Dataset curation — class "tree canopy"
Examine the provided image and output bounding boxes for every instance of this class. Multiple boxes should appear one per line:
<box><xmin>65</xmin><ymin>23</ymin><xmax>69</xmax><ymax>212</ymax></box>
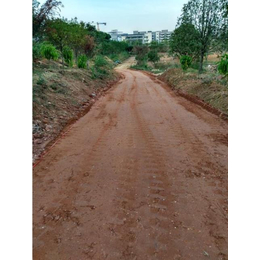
<box><xmin>175</xmin><ymin>0</ymin><xmax>228</xmax><ymax>72</ymax></box>
<box><xmin>169</xmin><ymin>23</ymin><xmax>201</xmax><ymax>60</ymax></box>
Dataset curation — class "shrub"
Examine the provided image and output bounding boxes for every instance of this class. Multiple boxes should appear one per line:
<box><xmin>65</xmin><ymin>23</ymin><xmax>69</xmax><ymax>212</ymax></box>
<box><xmin>133</xmin><ymin>45</ymin><xmax>149</xmax><ymax>66</ymax></box>
<box><xmin>41</xmin><ymin>43</ymin><xmax>59</xmax><ymax>60</ymax></box>
<box><xmin>77</xmin><ymin>54</ymin><xmax>87</xmax><ymax>69</ymax></box>
<box><xmin>33</xmin><ymin>42</ymin><xmax>42</xmax><ymax>61</ymax></box>
<box><xmin>218</xmin><ymin>54</ymin><xmax>228</xmax><ymax>76</ymax></box>
<box><xmin>62</xmin><ymin>46</ymin><xmax>73</xmax><ymax>67</ymax></box>
<box><xmin>94</xmin><ymin>55</ymin><xmax>109</xmax><ymax>67</ymax></box>
<box><xmin>148</xmin><ymin>50</ymin><xmax>160</xmax><ymax>64</ymax></box>
<box><xmin>180</xmin><ymin>55</ymin><xmax>192</xmax><ymax>70</ymax></box>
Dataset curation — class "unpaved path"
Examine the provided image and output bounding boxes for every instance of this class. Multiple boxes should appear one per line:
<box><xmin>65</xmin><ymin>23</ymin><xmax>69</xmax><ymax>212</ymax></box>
<box><xmin>34</xmin><ymin>66</ymin><xmax>228</xmax><ymax>260</ymax></box>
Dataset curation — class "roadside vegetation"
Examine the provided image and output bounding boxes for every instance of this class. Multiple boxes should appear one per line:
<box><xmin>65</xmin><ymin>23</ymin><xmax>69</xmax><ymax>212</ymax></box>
<box><xmin>33</xmin><ymin>0</ymin><xmax>132</xmax><ymax>160</ymax></box>
<box><xmin>130</xmin><ymin>0</ymin><xmax>228</xmax><ymax>115</ymax></box>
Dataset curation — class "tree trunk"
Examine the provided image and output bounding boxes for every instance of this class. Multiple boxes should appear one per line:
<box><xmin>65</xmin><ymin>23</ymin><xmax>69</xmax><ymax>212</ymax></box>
<box><xmin>199</xmin><ymin>51</ymin><xmax>204</xmax><ymax>74</ymax></box>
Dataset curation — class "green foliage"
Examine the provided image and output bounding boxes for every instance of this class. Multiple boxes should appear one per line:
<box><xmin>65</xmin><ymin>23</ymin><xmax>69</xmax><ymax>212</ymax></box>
<box><xmin>218</xmin><ymin>54</ymin><xmax>228</xmax><ymax>76</ymax></box>
<box><xmin>62</xmin><ymin>46</ymin><xmax>73</xmax><ymax>66</ymax></box>
<box><xmin>77</xmin><ymin>54</ymin><xmax>87</xmax><ymax>69</ymax></box>
<box><xmin>91</xmin><ymin>55</ymin><xmax>112</xmax><ymax>79</ymax></box>
<box><xmin>33</xmin><ymin>0</ymin><xmax>63</xmax><ymax>39</ymax></box>
<box><xmin>170</xmin><ymin>23</ymin><xmax>200</xmax><ymax>59</ymax></box>
<box><xmin>133</xmin><ymin>45</ymin><xmax>149</xmax><ymax>66</ymax></box>
<box><xmin>100</xmin><ymin>41</ymin><xmax>129</xmax><ymax>56</ymax></box>
<box><xmin>148</xmin><ymin>50</ymin><xmax>160</xmax><ymax>64</ymax></box>
<box><xmin>33</xmin><ymin>41</ymin><xmax>43</xmax><ymax>60</ymax></box>
<box><xmin>94</xmin><ymin>55</ymin><xmax>109</xmax><ymax>68</ymax></box>
<box><xmin>178</xmin><ymin>0</ymin><xmax>228</xmax><ymax>73</ymax></box>
<box><xmin>41</xmin><ymin>43</ymin><xmax>59</xmax><ymax>60</ymax></box>
<box><xmin>108</xmin><ymin>51</ymin><xmax>130</xmax><ymax>63</ymax></box>
<box><xmin>36</xmin><ymin>76</ymin><xmax>46</xmax><ymax>86</ymax></box>
<box><xmin>45</xmin><ymin>18</ymin><xmax>71</xmax><ymax>53</ymax></box>
<box><xmin>180</xmin><ymin>55</ymin><xmax>192</xmax><ymax>71</ymax></box>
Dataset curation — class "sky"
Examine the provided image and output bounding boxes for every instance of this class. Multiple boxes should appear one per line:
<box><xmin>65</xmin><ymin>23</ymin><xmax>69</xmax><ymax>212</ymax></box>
<box><xmin>39</xmin><ymin>0</ymin><xmax>187</xmax><ymax>33</ymax></box>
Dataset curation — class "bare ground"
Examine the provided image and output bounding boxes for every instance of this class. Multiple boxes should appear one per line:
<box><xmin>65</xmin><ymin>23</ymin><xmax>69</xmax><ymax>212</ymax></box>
<box><xmin>33</xmin><ymin>63</ymin><xmax>228</xmax><ymax>259</ymax></box>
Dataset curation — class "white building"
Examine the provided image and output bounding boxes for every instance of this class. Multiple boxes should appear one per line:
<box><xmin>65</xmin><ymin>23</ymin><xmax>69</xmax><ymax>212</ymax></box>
<box><xmin>109</xmin><ymin>29</ymin><xmax>173</xmax><ymax>44</ymax></box>
<box><xmin>152</xmin><ymin>30</ymin><xmax>172</xmax><ymax>43</ymax></box>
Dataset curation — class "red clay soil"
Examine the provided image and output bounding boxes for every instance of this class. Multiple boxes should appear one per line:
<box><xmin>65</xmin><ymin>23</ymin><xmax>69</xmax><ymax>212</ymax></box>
<box><xmin>33</xmin><ymin>69</ymin><xmax>228</xmax><ymax>260</ymax></box>
<box><xmin>141</xmin><ymin>70</ymin><xmax>228</xmax><ymax>121</ymax></box>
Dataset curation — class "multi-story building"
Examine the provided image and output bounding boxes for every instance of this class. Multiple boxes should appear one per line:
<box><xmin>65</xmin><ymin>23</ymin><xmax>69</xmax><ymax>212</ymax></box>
<box><xmin>108</xmin><ymin>29</ymin><xmax>124</xmax><ymax>41</ymax></box>
<box><xmin>152</xmin><ymin>30</ymin><xmax>172</xmax><ymax>43</ymax></box>
<box><xmin>159</xmin><ymin>30</ymin><xmax>172</xmax><ymax>42</ymax></box>
<box><xmin>108</xmin><ymin>29</ymin><xmax>173</xmax><ymax>44</ymax></box>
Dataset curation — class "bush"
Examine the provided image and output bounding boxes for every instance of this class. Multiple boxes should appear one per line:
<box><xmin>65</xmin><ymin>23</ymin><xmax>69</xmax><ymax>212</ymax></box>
<box><xmin>62</xmin><ymin>46</ymin><xmax>73</xmax><ymax>67</ymax></box>
<box><xmin>148</xmin><ymin>50</ymin><xmax>160</xmax><ymax>64</ymax></box>
<box><xmin>33</xmin><ymin>42</ymin><xmax>42</xmax><ymax>61</ymax></box>
<box><xmin>91</xmin><ymin>56</ymin><xmax>112</xmax><ymax>79</ymax></box>
<box><xmin>218</xmin><ymin>54</ymin><xmax>228</xmax><ymax>76</ymax></box>
<box><xmin>94</xmin><ymin>55</ymin><xmax>109</xmax><ymax>67</ymax></box>
<box><xmin>77</xmin><ymin>54</ymin><xmax>87</xmax><ymax>69</ymax></box>
<box><xmin>180</xmin><ymin>55</ymin><xmax>192</xmax><ymax>70</ymax></box>
<box><xmin>133</xmin><ymin>45</ymin><xmax>149</xmax><ymax>66</ymax></box>
<box><xmin>41</xmin><ymin>43</ymin><xmax>59</xmax><ymax>60</ymax></box>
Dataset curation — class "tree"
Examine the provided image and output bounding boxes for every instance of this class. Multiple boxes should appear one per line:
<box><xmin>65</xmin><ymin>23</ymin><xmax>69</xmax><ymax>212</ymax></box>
<box><xmin>67</xmin><ymin>18</ymin><xmax>88</xmax><ymax>61</ymax></box>
<box><xmin>216</xmin><ymin>0</ymin><xmax>228</xmax><ymax>53</ymax></box>
<box><xmin>83</xmin><ymin>35</ymin><xmax>96</xmax><ymax>57</ymax></box>
<box><xmin>177</xmin><ymin>0</ymin><xmax>226</xmax><ymax>73</ymax></box>
<box><xmin>133</xmin><ymin>45</ymin><xmax>149</xmax><ymax>66</ymax></box>
<box><xmin>45</xmin><ymin>18</ymin><xmax>72</xmax><ymax>66</ymax></box>
<box><xmin>33</xmin><ymin>0</ymin><xmax>63</xmax><ymax>39</ymax></box>
<box><xmin>169</xmin><ymin>23</ymin><xmax>201</xmax><ymax>60</ymax></box>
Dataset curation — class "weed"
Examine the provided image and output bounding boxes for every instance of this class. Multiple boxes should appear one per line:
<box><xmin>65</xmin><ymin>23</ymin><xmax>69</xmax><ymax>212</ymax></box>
<box><xmin>94</xmin><ymin>55</ymin><xmax>109</xmax><ymax>68</ymax></box>
<box><xmin>37</xmin><ymin>76</ymin><xmax>46</xmax><ymax>86</ymax></box>
<box><xmin>41</xmin><ymin>43</ymin><xmax>59</xmax><ymax>60</ymax></box>
<box><xmin>50</xmin><ymin>83</ymin><xmax>58</xmax><ymax>91</ymax></box>
<box><xmin>77</xmin><ymin>55</ymin><xmax>87</xmax><ymax>69</ymax></box>
<box><xmin>62</xmin><ymin>46</ymin><xmax>74</xmax><ymax>67</ymax></box>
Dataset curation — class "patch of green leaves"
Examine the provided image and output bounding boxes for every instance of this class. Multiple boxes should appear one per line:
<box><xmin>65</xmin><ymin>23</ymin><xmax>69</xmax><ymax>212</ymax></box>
<box><xmin>180</xmin><ymin>55</ymin><xmax>192</xmax><ymax>71</ymax></box>
<box><xmin>77</xmin><ymin>54</ymin><xmax>87</xmax><ymax>69</ymax></box>
<box><xmin>218</xmin><ymin>54</ymin><xmax>228</xmax><ymax>76</ymax></box>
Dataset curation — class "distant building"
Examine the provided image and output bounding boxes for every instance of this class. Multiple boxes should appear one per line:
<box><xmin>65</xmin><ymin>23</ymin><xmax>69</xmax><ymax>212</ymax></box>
<box><xmin>125</xmin><ymin>31</ymin><xmax>146</xmax><ymax>44</ymax></box>
<box><xmin>108</xmin><ymin>29</ymin><xmax>173</xmax><ymax>44</ymax></box>
<box><xmin>108</xmin><ymin>29</ymin><xmax>124</xmax><ymax>41</ymax></box>
<box><xmin>152</xmin><ymin>30</ymin><xmax>172</xmax><ymax>43</ymax></box>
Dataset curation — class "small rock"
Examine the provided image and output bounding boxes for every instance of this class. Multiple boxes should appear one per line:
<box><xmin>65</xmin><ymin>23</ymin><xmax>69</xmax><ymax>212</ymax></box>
<box><xmin>89</xmin><ymin>93</ymin><xmax>96</xmax><ymax>98</ymax></box>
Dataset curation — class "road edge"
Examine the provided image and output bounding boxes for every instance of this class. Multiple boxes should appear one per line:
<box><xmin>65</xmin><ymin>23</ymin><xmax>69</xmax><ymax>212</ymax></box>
<box><xmin>33</xmin><ymin>72</ymin><xmax>124</xmax><ymax>168</ymax></box>
<box><xmin>137</xmin><ymin>69</ymin><xmax>228</xmax><ymax>122</ymax></box>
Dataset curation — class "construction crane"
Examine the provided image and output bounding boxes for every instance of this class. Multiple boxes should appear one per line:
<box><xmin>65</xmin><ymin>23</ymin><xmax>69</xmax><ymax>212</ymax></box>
<box><xmin>96</xmin><ymin>22</ymin><xmax>106</xmax><ymax>31</ymax></box>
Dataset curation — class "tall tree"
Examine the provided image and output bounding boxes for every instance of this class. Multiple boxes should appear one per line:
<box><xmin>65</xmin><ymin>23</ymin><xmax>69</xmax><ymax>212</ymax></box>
<box><xmin>178</xmin><ymin>0</ymin><xmax>226</xmax><ymax>73</ymax></box>
<box><xmin>33</xmin><ymin>0</ymin><xmax>63</xmax><ymax>39</ymax></box>
<box><xmin>169</xmin><ymin>23</ymin><xmax>201</xmax><ymax>60</ymax></box>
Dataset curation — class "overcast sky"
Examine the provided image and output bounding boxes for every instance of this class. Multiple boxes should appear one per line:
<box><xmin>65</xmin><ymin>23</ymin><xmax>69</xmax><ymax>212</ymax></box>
<box><xmin>39</xmin><ymin>0</ymin><xmax>187</xmax><ymax>33</ymax></box>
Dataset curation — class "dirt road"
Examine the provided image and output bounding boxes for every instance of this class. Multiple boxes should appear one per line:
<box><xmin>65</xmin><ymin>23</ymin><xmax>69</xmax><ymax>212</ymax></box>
<box><xmin>34</xmin><ymin>63</ymin><xmax>228</xmax><ymax>260</ymax></box>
